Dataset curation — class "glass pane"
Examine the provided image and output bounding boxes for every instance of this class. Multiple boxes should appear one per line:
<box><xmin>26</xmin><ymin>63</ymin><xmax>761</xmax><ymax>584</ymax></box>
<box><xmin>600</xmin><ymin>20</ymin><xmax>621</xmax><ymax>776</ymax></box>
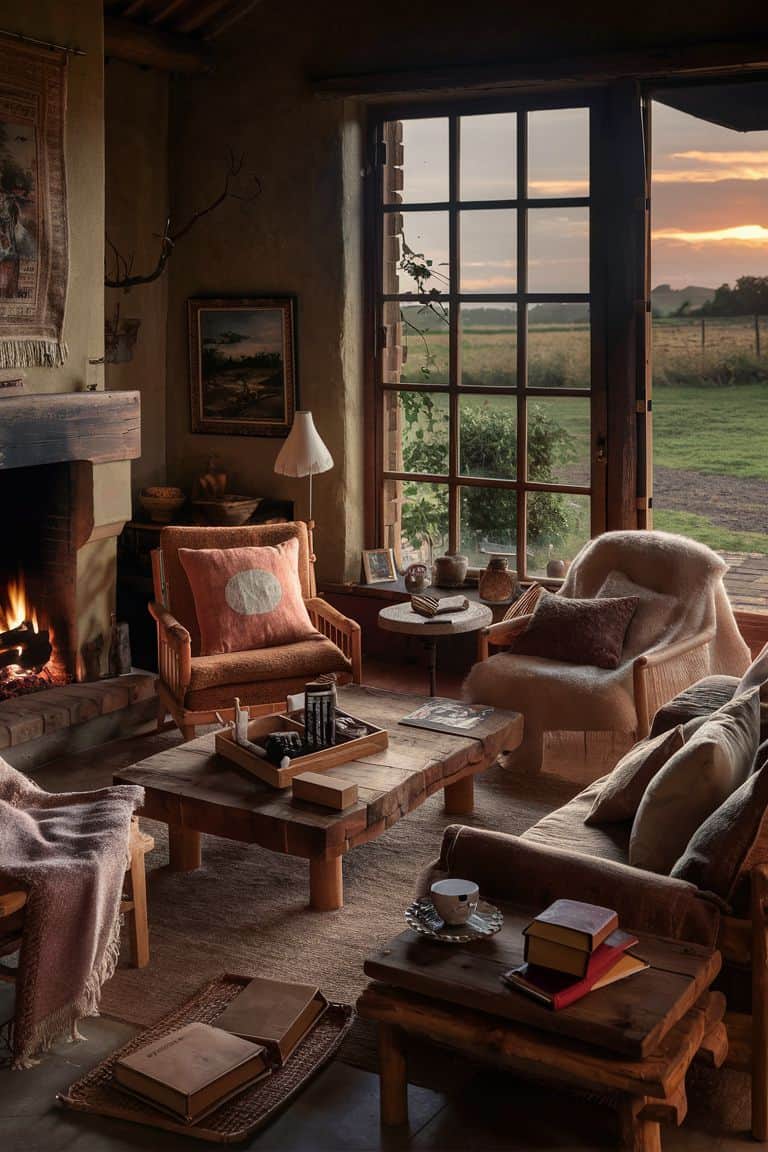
<box><xmin>527</xmin><ymin>397</ymin><xmax>590</xmax><ymax>486</ymax></box>
<box><xmin>526</xmin><ymin>491</ymin><xmax>591</xmax><ymax>578</ymax></box>
<box><xmin>460</xmin><ymin>209</ymin><xmax>516</xmax><ymax>293</ymax></box>
<box><xmin>399</xmin><ymin>117</ymin><xmax>449</xmax><ymax>204</ymax></box>
<box><xmin>460</xmin><ymin>113</ymin><xmax>516</xmax><ymax>201</ymax></box>
<box><xmin>397</xmin><ymin>302</ymin><xmax>449</xmax><ymax>385</ymax></box>
<box><xmin>528</xmin><ymin>303</ymin><xmax>590</xmax><ymax>389</ymax></box>
<box><xmin>383</xmin><ymin>391</ymin><xmax>449</xmax><ymax>476</ymax></box>
<box><xmin>528</xmin><ymin>208</ymin><xmax>589</xmax><ymax>293</ymax></box>
<box><xmin>398</xmin><ymin>480</ymin><xmax>449</xmax><ymax>566</ymax></box>
<box><xmin>461</xmin><ymin>304</ymin><xmax>516</xmax><ymax>387</ymax></box>
<box><xmin>460</xmin><ymin>487</ymin><xmax>517</xmax><ymax>570</ymax></box>
<box><xmin>528</xmin><ymin>108</ymin><xmax>589</xmax><ymax>198</ymax></box>
<box><xmin>459</xmin><ymin>395</ymin><xmax>517</xmax><ymax>480</ymax></box>
<box><xmin>383</xmin><ymin>211</ymin><xmax>449</xmax><ymax>296</ymax></box>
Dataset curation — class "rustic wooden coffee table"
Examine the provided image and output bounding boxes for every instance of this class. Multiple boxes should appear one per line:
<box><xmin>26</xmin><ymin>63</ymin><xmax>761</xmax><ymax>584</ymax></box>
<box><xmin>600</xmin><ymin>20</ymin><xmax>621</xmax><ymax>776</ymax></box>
<box><xmin>115</xmin><ymin>685</ymin><xmax>522</xmax><ymax>912</ymax></box>
<box><xmin>358</xmin><ymin>907</ymin><xmax>726</xmax><ymax>1151</ymax></box>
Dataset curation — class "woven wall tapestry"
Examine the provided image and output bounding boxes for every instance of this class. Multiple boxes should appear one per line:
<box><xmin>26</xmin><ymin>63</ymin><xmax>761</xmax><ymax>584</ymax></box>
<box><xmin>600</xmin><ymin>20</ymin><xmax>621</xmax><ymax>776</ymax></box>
<box><xmin>0</xmin><ymin>39</ymin><xmax>68</xmax><ymax>368</ymax></box>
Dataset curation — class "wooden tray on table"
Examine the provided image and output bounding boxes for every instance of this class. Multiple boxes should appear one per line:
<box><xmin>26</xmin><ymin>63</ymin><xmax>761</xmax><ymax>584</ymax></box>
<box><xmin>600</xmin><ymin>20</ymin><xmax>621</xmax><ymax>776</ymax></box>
<box><xmin>215</xmin><ymin>710</ymin><xmax>388</xmax><ymax>789</ymax></box>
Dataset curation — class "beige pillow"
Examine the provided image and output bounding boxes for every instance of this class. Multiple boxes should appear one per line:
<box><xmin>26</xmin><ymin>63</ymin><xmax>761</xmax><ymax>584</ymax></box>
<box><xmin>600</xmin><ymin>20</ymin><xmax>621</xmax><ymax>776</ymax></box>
<box><xmin>585</xmin><ymin>726</ymin><xmax>685</xmax><ymax>825</ymax></box>
<box><xmin>629</xmin><ymin>689</ymin><xmax>761</xmax><ymax>875</ymax></box>
<box><xmin>597</xmin><ymin>570</ymin><xmax>677</xmax><ymax>660</ymax></box>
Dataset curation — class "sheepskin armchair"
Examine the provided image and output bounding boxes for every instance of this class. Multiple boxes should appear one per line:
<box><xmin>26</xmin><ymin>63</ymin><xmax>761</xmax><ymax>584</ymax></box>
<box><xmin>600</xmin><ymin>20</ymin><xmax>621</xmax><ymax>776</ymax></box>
<box><xmin>465</xmin><ymin>530</ymin><xmax>750</xmax><ymax>772</ymax></box>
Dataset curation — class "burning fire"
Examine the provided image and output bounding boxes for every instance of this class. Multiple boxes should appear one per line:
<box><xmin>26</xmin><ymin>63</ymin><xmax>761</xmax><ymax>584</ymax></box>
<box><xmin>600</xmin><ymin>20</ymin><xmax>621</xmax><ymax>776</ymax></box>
<box><xmin>1</xmin><ymin>576</ymin><xmax>40</xmax><ymax>635</ymax></box>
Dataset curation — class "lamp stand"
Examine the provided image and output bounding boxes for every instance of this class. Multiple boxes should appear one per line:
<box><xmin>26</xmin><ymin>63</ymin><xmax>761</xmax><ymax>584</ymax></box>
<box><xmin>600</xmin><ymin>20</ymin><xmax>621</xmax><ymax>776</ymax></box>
<box><xmin>308</xmin><ymin>470</ymin><xmax>313</xmax><ymax>521</ymax></box>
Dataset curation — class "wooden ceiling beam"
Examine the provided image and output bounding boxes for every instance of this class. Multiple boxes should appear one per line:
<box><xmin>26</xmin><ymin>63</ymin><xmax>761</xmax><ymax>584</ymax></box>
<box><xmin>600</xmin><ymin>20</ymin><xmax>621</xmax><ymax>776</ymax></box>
<box><xmin>104</xmin><ymin>15</ymin><xmax>212</xmax><ymax>72</ymax></box>
<box><xmin>203</xmin><ymin>0</ymin><xmax>263</xmax><ymax>40</ymax></box>
<box><xmin>177</xmin><ymin>0</ymin><xmax>232</xmax><ymax>34</ymax></box>
<box><xmin>148</xmin><ymin>0</ymin><xmax>195</xmax><ymax>26</ymax></box>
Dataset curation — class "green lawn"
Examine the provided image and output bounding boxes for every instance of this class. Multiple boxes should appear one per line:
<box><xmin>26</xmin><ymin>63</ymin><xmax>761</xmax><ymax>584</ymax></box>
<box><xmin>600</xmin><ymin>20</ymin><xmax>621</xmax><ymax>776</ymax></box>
<box><xmin>653</xmin><ymin>509</ymin><xmax>768</xmax><ymax>554</ymax></box>
<box><xmin>653</xmin><ymin>384</ymin><xmax>768</xmax><ymax>480</ymax></box>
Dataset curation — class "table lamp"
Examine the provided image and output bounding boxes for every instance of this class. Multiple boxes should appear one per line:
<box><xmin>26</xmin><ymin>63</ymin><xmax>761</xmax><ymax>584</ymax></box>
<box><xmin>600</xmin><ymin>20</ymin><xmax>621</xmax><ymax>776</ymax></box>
<box><xmin>274</xmin><ymin>410</ymin><xmax>333</xmax><ymax>520</ymax></box>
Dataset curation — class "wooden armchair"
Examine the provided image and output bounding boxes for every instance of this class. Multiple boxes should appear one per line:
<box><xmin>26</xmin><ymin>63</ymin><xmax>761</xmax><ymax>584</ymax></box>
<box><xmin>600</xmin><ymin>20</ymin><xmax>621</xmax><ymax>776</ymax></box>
<box><xmin>149</xmin><ymin>520</ymin><xmax>362</xmax><ymax>740</ymax></box>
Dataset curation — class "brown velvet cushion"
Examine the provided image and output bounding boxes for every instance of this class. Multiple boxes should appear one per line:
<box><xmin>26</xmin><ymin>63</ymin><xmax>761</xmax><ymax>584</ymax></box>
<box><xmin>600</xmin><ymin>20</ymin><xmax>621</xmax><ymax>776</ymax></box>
<box><xmin>649</xmin><ymin>675</ymin><xmax>740</xmax><ymax>739</ymax></box>
<box><xmin>737</xmin><ymin>641</ymin><xmax>768</xmax><ymax>702</ymax></box>
<box><xmin>509</xmin><ymin>590</ymin><xmax>638</xmax><ymax>670</ymax></box>
<box><xmin>671</xmin><ymin>740</ymin><xmax>768</xmax><ymax>907</ymax></box>
<box><xmin>630</xmin><ymin>688</ymin><xmax>762</xmax><ymax>875</ymax></box>
<box><xmin>179</xmin><ymin>538</ymin><xmax>318</xmax><ymax>655</ymax></box>
<box><xmin>584</xmin><ymin>726</ymin><xmax>685</xmax><ymax>826</ymax></box>
<box><xmin>184</xmin><ymin>638</ymin><xmax>352</xmax><ymax>710</ymax></box>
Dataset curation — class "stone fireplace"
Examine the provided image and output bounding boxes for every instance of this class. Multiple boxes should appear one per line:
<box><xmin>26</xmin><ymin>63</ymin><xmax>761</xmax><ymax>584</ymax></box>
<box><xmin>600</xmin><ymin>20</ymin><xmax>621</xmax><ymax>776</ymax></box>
<box><xmin>0</xmin><ymin>391</ymin><xmax>141</xmax><ymax>693</ymax></box>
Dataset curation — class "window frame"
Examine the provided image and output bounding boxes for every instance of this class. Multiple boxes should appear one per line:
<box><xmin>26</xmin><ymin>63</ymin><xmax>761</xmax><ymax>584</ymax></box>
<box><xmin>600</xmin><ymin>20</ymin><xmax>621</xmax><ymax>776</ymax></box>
<box><xmin>364</xmin><ymin>89</ymin><xmax>607</xmax><ymax>581</ymax></box>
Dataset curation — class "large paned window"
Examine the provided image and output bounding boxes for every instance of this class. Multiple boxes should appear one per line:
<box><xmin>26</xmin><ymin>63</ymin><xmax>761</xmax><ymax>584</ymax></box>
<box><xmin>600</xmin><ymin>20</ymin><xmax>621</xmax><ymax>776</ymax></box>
<box><xmin>371</xmin><ymin>102</ymin><xmax>598</xmax><ymax>580</ymax></box>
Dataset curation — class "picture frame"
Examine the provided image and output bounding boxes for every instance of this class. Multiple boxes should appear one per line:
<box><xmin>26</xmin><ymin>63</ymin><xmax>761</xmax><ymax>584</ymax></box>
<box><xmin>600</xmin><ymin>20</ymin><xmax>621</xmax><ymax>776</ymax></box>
<box><xmin>188</xmin><ymin>297</ymin><xmax>297</xmax><ymax>437</ymax></box>
<box><xmin>362</xmin><ymin>548</ymin><xmax>397</xmax><ymax>584</ymax></box>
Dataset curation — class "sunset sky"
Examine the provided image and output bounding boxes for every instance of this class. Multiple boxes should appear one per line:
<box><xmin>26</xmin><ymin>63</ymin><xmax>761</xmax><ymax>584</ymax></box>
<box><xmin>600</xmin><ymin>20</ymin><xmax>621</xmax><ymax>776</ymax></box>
<box><xmin>393</xmin><ymin>99</ymin><xmax>768</xmax><ymax>294</ymax></box>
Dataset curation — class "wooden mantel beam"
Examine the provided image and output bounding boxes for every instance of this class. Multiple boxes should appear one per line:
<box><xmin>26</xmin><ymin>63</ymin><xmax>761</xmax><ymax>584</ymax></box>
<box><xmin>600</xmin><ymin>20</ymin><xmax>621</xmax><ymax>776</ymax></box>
<box><xmin>104</xmin><ymin>15</ymin><xmax>212</xmax><ymax>73</ymax></box>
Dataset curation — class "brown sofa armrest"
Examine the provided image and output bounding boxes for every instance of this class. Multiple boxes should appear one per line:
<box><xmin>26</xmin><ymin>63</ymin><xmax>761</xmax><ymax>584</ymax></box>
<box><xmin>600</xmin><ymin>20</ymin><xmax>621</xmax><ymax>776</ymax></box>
<box><xmin>419</xmin><ymin>825</ymin><xmax>720</xmax><ymax>948</ymax></box>
<box><xmin>306</xmin><ymin>597</ymin><xmax>362</xmax><ymax>683</ymax></box>
<box><xmin>148</xmin><ymin>601</ymin><xmax>192</xmax><ymax>702</ymax></box>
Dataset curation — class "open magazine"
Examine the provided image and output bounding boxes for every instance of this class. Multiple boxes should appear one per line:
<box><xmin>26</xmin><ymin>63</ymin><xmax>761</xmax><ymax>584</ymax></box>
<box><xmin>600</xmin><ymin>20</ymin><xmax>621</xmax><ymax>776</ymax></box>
<box><xmin>399</xmin><ymin>699</ymin><xmax>494</xmax><ymax>737</ymax></box>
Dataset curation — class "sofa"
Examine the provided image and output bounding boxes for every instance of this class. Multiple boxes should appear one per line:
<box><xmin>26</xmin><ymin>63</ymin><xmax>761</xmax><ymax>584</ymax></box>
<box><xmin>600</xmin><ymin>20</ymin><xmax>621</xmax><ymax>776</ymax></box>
<box><xmin>423</xmin><ymin>659</ymin><xmax>768</xmax><ymax>1139</ymax></box>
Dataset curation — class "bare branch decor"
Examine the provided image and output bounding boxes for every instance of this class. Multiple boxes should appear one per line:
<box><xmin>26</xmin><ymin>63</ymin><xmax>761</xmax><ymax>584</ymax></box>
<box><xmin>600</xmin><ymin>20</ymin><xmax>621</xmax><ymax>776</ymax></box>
<box><xmin>105</xmin><ymin>152</ymin><xmax>260</xmax><ymax>291</ymax></box>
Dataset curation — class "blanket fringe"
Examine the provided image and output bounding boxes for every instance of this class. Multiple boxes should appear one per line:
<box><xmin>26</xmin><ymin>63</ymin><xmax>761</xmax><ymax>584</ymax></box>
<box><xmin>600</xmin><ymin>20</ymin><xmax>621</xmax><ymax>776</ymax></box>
<box><xmin>0</xmin><ymin>338</ymin><xmax>68</xmax><ymax>368</ymax></box>
<box><xmin>11</xmin><ymin>909</ymin><xmax>122</xmax><ymax>1070</ymax></box>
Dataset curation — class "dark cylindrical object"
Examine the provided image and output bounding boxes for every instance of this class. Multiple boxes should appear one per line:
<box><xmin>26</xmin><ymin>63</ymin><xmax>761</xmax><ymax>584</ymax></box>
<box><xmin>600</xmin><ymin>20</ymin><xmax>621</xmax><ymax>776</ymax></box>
<box><xmin>304</xmin><ymin>680</ymin><xmax>336</xmax><ymax>749</ymax></box>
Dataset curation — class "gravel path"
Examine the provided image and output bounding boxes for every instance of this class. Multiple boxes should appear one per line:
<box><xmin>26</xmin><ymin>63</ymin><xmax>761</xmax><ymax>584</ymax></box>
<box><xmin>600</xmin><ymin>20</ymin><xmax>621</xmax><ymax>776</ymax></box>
<box><xmin>654</xmin><ymin>466</ymin><xmax>768</xmax><ymax>535</ymax></box>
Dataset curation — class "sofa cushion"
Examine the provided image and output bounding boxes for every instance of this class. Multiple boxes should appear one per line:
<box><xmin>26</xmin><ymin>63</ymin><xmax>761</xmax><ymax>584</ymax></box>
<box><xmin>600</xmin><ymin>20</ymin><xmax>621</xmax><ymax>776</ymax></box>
<box><xmin>188</xmin><ymin>637</ymin><xmax>350</xmax><ymax>693</ymax></box>
<box><xmin>585</xmin><ymin>726</ymin><xmax>685</xmax><ymax>826</ymax></box>
<box><xmin>737</xmin><ymin>641</ymin><xmax>768</xmax><ymax>702</ymax></box>
<box><xmin>510</xmin><ymin>591</ymin><xmax>638</xmax><ymax>670</ymax></box>
<box><xmin>522</xmin><ymin>779</ymin><xmax>631</xmax><ymax>864</ymax></box>
<box><xmin>630</xmin><ymin>688</ymin><xmax>762</xmax><ymax>875</ymax></box>
<box><xmin>597</xmin><ymin>569</ymin><xmax>678</xmax><ymax>660</ymax></box>
<box><xmin>649</xmin><ymin>674</ymin><xmax>739</xmax><ymax>738</ymax></box>
<box><xmin>179</xmin><ymin>538</ymin><xmax>318</xmax><ymax>655</ymax></box>
<box><xmin>671</xmin><ymin>740</ymin><xmax>768</xmax><ymax>909</ymax></box>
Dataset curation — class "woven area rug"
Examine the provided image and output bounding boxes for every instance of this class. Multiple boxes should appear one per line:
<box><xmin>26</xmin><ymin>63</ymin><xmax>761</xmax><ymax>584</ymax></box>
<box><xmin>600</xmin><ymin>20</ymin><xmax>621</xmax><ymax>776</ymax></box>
<box><xmin>92</xmin><ymin>749</ymin><xmax>577</xmax><ymax>1076</ymax></box>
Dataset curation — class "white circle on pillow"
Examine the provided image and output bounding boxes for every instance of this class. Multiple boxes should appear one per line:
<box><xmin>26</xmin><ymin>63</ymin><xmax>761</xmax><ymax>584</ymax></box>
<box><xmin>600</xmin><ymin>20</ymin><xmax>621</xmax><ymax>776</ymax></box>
<box><xmin>225</xmin><ymin>568</ymin><xmax>283</xmax><ymax>615</ymax></box>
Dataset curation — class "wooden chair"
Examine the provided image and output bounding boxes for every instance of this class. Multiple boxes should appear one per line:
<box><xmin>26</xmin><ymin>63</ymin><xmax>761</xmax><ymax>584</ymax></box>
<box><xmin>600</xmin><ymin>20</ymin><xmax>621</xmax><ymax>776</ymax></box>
<box><xmin>0</xmin><ymin>817</ymin><xmax>154</xmax><ymax>983</ymax></box>
<box><xmin>149</xmin><ymin>520</ymin><xmax>362</xmax><ymax>740</ymax></box>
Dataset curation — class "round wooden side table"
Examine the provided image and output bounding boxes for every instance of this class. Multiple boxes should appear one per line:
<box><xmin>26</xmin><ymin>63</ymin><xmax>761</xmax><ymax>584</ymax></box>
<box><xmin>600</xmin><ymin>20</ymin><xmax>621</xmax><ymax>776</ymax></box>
<box><xmin>378</xmin><ymin>600</ymin><xmax>493</xmax><ymax>696</ymax></box>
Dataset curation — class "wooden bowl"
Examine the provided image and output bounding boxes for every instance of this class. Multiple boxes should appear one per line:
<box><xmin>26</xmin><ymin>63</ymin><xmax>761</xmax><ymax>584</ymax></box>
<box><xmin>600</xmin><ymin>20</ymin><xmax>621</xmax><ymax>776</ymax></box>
<box><xmin>192</xmin><ymin>495</ymin><xmax>262</xmax><ymax>526</ymax></box>
<box><xmin>138</xmin><ymin>487</ymin><xmax>186</xmax><ymax>523</ymax></box>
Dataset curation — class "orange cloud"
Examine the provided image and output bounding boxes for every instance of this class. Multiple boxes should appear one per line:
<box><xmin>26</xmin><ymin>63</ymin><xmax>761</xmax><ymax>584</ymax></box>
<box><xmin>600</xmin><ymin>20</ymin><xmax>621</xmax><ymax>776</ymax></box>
<box><xmin>652</xmin><ymin>224</ymin><xmax>768</xmax><ymax>244</ymax></box>
<box><xmin>655</xmin><ymin>150</ymin><xmax>768</xmax><ymax>184</ymax></box>
<box><xmin>672</xmin><ymin>150</ymin><xmax>768</xmax><ymax>163</ymax></box>
<box><xmin>528</xmin><ymin>179</ymin><xmax>589</xmax><ymax>195</ymax></box>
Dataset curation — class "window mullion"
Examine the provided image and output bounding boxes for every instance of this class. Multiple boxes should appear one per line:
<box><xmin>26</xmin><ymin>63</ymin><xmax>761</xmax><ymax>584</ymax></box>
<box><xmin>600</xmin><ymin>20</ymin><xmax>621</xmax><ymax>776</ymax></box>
<box><xmin>516</xmin><ymin>110</ymin><xmax>528</xmax><ymax>581</ymax></box>
<box><xmin>448</xmin><ymin>113</ymin><xmax>460</xmax><ymax>554</ymax></box>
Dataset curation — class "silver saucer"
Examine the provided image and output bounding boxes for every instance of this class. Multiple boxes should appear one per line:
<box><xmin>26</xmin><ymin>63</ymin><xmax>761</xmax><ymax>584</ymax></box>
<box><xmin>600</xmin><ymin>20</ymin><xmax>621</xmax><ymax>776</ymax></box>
<box><xmin>405</xmin><ymin>896</ymin><xmax>503</xmax><ymax>943</ymax></box>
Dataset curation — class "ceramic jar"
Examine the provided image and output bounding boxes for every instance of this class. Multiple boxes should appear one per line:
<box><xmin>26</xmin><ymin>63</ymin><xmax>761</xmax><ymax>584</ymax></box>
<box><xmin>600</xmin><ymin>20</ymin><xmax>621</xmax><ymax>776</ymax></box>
<box><xmin>546</xmin><ymin>558</ymin><xmax>568</xmax><ymax>579</ymax></box>
<box><xmin>479</xmin><ymin>556</ymin><xmax>517</xmax><ymax>603</ymax></box>
<box><xmin>433</xmin><ymin>553</ymin><xmax>468</xmax><ymax>588</ymax></box>
<box><xmin>403</xmin><ymin>562</ymin><xmax>430</xmax><ymax>592</ymax></box>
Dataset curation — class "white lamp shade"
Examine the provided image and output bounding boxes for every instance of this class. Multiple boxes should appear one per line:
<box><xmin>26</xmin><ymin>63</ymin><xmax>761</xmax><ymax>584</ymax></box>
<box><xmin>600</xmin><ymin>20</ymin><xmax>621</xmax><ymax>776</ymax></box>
<box><xmin>274</xmin><ymin>411</ymin><xmax>334</xmax><ymax>478</ymax></box>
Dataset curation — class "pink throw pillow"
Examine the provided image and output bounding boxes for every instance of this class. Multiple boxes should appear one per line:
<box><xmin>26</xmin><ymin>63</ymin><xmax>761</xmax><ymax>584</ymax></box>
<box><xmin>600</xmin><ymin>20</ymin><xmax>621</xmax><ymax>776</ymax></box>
<box><xmin>178</xmin><ymin>539</ymin><xmax>319</xmax><ymax>655</ymax></box>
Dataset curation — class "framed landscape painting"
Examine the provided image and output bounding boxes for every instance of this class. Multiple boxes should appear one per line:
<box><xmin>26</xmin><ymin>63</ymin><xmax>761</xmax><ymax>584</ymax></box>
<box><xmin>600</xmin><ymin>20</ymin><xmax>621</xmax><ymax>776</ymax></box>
<box><xmin>189</xmin><ymin>297</ymin><xmax>296</xmax><ymax>437</ymax></box>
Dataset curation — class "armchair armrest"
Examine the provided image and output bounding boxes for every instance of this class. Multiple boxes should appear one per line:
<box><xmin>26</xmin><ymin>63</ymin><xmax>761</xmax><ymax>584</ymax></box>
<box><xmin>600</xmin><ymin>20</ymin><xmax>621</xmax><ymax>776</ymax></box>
<box><xmin>419</xmin><ymin>825</ymin><xmax>720</xmax><ymax>949</ymax></box>
<box><xmin>305</xmin><ymin>597</ymin><xmax>362</xmax><ymax>683</ymax></box>
<box><xmin>477</xmin><ymin>613</ymin><xmax>533</xmax><ymax>661</ymax></box>
<box><xmin>148</xmin><ymin>601</ymin><xmax>192</xmax><ymax>703</ymax></box>
<box><xmin>633</xmin><ymin>626</ymin><xmax>717</xmax><ymax>737</ymax></box>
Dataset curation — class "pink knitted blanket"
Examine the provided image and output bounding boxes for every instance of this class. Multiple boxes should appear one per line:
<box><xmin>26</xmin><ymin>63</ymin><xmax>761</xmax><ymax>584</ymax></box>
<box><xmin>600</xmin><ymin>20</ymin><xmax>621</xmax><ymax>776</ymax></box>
<box><xmin>0</xmin><ymin>761</ymin><xmax>143</xmax><ymax>1066</ymax></box>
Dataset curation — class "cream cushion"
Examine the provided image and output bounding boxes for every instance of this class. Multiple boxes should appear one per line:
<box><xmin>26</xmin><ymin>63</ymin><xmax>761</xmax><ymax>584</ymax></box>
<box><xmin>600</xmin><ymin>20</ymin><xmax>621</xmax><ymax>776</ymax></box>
<box><xmin>585</xmin><ymin>725</ymin><xmax>685</xmax><ymax>825</ymax></box>
<box><xmin>629</xmin><ymin>689</ymin><xmax>761</xmax><ymax>874</ymax></box>
<box><xmin>597</xmin><ymin>569</ymin><xmax>678</xmax><ymax>660</ymax></box>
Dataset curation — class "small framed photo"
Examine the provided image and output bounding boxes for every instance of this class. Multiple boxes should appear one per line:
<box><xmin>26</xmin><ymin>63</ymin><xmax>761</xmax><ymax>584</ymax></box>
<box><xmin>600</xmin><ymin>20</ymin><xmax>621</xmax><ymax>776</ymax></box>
<box><xmin>188</xmin><ymin>296</ymin><xmax>297</xmax><ymax>437</ymax></box>
<box><xmin>362</xmin><ymin>548</ymin><xmax>397</xmax><ymax>584</ymax></box>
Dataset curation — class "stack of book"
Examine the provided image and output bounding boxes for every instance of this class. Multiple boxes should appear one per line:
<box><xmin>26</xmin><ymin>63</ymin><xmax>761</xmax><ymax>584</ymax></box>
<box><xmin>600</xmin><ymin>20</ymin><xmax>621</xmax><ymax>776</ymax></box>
<box><xmin>502</xmin><ymin>899</ymin><xmax>648</xmax><ymax>1010</ymax></box>
<box><xmin>112</xmin><ymin>978</ymin><xmax>328</xmax><ymax>1125</ymax></box>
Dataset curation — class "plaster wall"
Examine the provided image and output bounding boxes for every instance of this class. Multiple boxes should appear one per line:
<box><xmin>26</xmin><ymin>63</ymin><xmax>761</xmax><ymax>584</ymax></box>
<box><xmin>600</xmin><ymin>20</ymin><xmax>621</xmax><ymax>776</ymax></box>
<box><xmin>105</xmin><ymin>59</ymin><xmax>169</xmax><ymax>495</ymax></box>
<box><xmin>0</xmin><ymin>0</ymin><xmax>104</xmax><ymax>394</ymax></box>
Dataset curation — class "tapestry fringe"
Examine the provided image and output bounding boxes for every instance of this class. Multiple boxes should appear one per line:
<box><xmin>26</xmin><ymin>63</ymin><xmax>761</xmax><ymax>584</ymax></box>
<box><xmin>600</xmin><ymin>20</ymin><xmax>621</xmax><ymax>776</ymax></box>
<box><xmin>11</xmin><ymin>910</ymin><xmax>122</xmax><ymax>1070</ymax></box>
<box><xmin>0</xmin><ymin>339</ymin><xmax>68</xmax><ymax>369</ymax></box>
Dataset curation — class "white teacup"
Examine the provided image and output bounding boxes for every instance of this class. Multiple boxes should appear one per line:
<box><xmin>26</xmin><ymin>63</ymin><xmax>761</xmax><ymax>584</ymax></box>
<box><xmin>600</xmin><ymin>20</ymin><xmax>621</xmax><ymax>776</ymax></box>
<box><xmin>430</xmin><ymin>878</ymin><xmax>479</xmax><ymax>925</ymax></box>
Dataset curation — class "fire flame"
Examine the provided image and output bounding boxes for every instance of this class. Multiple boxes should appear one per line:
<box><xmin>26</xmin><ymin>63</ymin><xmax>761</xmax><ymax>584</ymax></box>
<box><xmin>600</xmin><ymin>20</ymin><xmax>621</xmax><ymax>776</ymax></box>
<box><xmin>0</xmin><ymin>576</ymin><xmax>40</xmax><ymax>634</ymax></box>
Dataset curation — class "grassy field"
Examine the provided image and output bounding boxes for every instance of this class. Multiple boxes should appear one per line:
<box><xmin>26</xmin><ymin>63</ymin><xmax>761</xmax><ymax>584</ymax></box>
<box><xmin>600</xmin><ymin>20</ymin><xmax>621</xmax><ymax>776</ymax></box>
<box><xmin>397</xmin><ymin>314</ymin><xmax>768</xmax><ymax>557</ymax></box>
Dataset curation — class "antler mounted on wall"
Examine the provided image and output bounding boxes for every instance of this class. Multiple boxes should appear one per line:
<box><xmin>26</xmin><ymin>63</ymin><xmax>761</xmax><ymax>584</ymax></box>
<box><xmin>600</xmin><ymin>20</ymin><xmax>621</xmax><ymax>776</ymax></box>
<box><xmin>105</xmin><ymin>152</ymin><xmax>260</xmax><ymax>291</ymax></box>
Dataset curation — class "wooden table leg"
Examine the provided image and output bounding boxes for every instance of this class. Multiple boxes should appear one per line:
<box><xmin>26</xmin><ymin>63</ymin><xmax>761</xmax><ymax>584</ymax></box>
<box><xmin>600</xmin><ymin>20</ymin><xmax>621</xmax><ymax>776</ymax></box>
<box><xmin>444</xmin><ymin>774</ymin><xmax>474</xmax><ymax>814</ymax></box>
<box><xmin>618</xmin><ymin>1098</ymin><xmax>662</xmax><ymax>1152</ymax></box>
<box><xmin>379</xmin><ymin>1023</ymin><xmax>408</xmax><ymax>1127</ymax></box>
<box><xmin>309</xmin><ymin>856</ymin><xmax>343</xmax><ymax>911</ymax></box>
<box><xmin>125</xmin><ymin>837</ymin><xmax>150</xmax><ymax>968</ymax></box>
<box><xmin>168</xmin><ymin>825</ymin><xmax>202</xmax><ymax>871</ymax></box>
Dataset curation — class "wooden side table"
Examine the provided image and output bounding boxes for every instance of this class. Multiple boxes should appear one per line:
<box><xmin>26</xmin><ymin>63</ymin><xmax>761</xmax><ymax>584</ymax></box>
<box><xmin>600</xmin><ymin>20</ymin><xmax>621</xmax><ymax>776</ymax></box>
<box><xmin>358</xmin><ymin>912</ymin><xmax>726</xmax><ymax>1151</ymax></box>
<box><xmin>378</xmin><ymin>601</ymin><xmax>493</xmax><ymax>695</ymax></box>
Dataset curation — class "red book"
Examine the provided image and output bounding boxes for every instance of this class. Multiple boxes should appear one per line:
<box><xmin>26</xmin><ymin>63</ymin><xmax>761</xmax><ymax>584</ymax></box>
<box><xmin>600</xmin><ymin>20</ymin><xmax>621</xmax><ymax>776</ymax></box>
<box><xmin>501</xmin><ymin>929</ymin><xmax>639</xmax><ymax>1010</ymax></box>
